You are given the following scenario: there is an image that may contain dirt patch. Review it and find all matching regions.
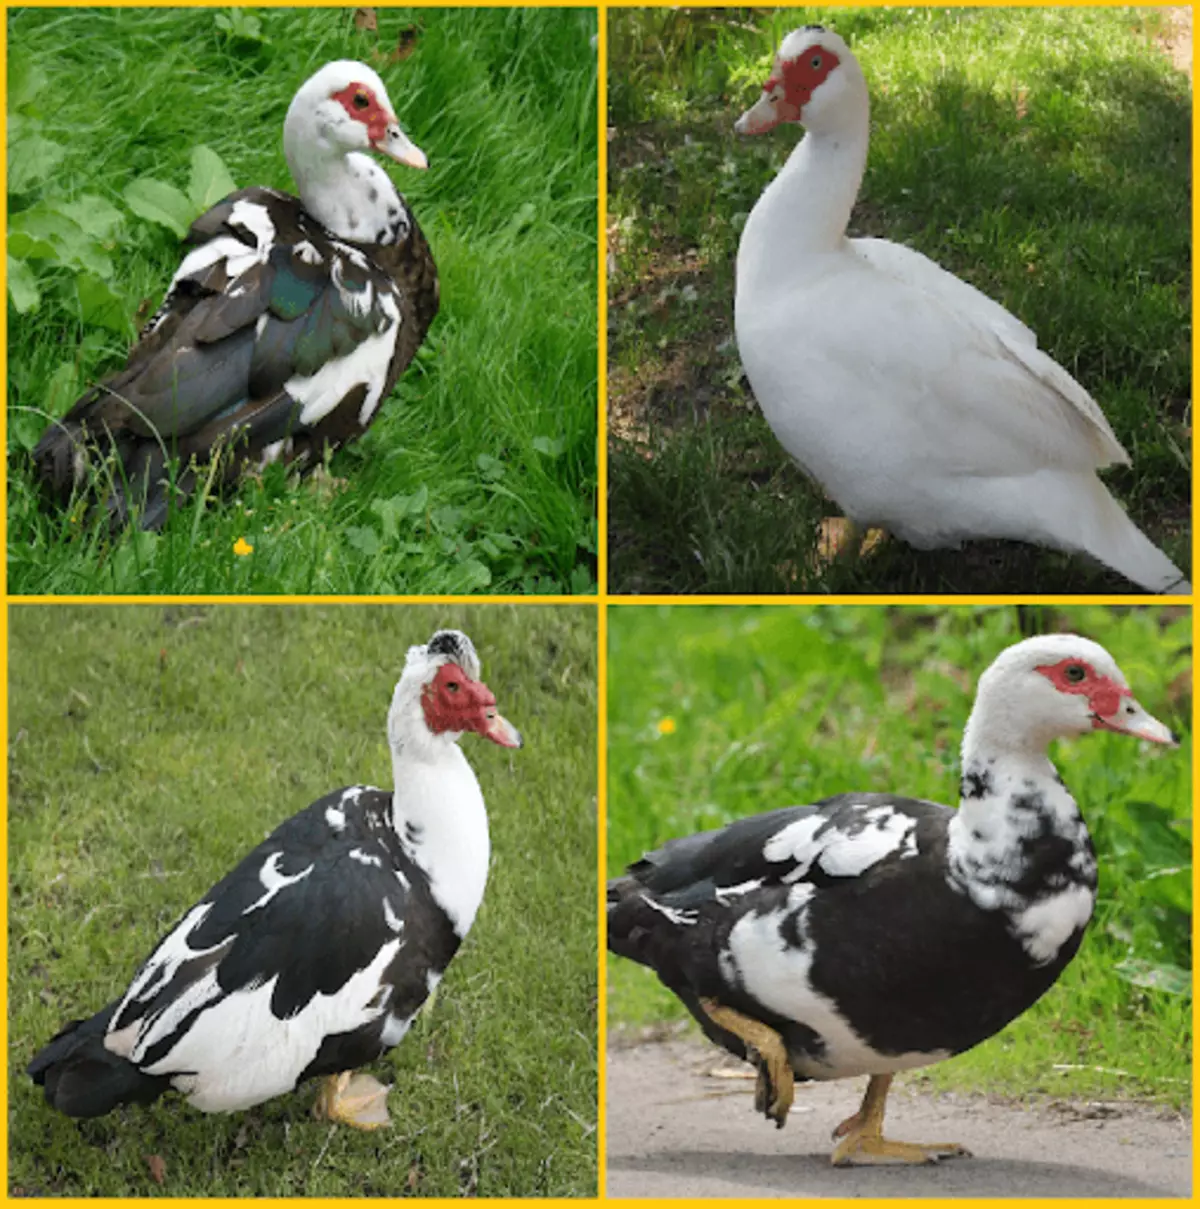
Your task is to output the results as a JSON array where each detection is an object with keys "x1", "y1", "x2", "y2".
[{"x1": 1152, "y1": 7, "x2": 1192, "y2": 78}]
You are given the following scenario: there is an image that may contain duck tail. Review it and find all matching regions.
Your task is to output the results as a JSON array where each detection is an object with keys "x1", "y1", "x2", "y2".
[
  {"x1": 28, "y1": 1004, "x2": 171, "y2": 1118},
  {"x1": 32, "y1": 394, "x2": 180, "y2": 532},
  {"x1": 1063, "y1": 475, "x2": 1190, "y2": 595}
]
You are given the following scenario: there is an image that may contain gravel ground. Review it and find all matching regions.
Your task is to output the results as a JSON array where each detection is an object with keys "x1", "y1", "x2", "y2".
[{"x1": 607, "y1": 1040, "x2": 1191, "y2": 1198}]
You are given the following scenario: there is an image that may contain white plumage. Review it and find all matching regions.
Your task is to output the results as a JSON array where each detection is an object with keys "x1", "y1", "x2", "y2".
[{"x1": 734, "y1": 26, "x2": 1189, "y2": 594}]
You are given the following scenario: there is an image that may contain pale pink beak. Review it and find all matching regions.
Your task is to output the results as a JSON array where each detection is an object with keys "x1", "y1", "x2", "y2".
[
  {"x1": 376, "y1": 120, "x2": 428, "y2": 170},
  {"x1": 1093, "y1": 697, "x2": 1177, "y2": 746},
  {"x1": 482, "y1": 710, "x2": 522, "y2": 749}
]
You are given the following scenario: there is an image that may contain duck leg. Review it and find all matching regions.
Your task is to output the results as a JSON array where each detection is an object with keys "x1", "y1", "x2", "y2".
[
  {"x1": 698, "y1": 998, "x2": 794, "y2": 1128},
  {"x1": 830, "y1": 1073, "x2": 969, "y2": 1166},
  {"x1": 312, "y1": 1070, "x2": 391, "y2": 1130},
  {"x1": 817, "y1": 518, "x2": 887, "y2": 565}
]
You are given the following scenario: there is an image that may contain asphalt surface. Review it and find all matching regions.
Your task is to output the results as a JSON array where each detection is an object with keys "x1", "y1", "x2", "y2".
[{"x1": 607, "y1": 1040, "x2": 1191, "y2": 1198}]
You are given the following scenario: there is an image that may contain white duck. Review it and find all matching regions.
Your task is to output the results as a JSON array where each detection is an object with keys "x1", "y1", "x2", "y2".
[
  {"x1": 733, "y1": 26, "x2": 1189, "y2": 594},
  {"x1": 608, "y1": 633, "x2": 1178, "y2": 1164},
  {"x1": 28, "y1": 631, "x2": 519, "y2": 1129}
]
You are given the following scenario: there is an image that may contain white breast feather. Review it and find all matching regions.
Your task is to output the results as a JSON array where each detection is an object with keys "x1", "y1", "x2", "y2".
[{"x1": 148, "y1": 936, "x2": 404, "y2": 1112}]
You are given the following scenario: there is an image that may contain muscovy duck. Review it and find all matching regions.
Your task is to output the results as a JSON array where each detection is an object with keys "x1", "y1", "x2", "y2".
[
  {"x1": 29, "y1": 630, "x2": 519, "y2": 1129},
  {"x1": 733, "y1": 27, "x2": 1189, "y2": 594},
  {"x1": 608, "y1": 634, "x2": 1177, "y2": 1164},
  {"x1": 34, "y1": 60, "x2": 439, "y2": 530}
]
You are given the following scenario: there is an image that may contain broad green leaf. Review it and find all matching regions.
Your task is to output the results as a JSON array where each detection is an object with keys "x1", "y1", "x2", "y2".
[
  {"x1": 188, "y1": 145, "x2": 238, "y2": 211},
  {"x1": 8, "y1": 133, "x2": 67, "y2": 192},
  {"x1": 123, "y1": 177, "x2": 194, "y2": 238},
  {"x1": 9, "y1": 61, "x2": 49, "y2": 110},
  {"x1": 45, "y1": 360, "x2": 80, "y2": 418},
  {"x1": 59, "y1": 196, "x2": 125, "y2": 243},
  {"x1": 76, "y1": 273, "x2": 128, "y2": 332},
  {"x1": 532, "y1": 435, "x2": 565, "y2": 458},
  {"x1": 1114, "y1": 958, "x2": 1192, "y2": 996},
  {"x1": 7, "y1": 254, "x2": 40, "y2": 313}
]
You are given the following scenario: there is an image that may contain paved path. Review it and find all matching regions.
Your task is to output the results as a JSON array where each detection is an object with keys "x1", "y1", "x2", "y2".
[{"x1": 607, "y1": 1040, "x2": 1191, "y2": 1198}]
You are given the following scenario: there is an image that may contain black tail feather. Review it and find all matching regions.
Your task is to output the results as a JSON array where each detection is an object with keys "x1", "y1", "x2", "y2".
[{"x1": 28, "y1": 1004, "x2": 172, "y2": 1118}]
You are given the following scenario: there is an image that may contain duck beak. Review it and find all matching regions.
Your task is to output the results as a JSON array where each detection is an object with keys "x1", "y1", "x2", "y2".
[
  {"x1": 735, "y1": 92, "x2": 785, "y2": 136},
  {"x1": 376, "y1": 121, "x2": 428, "y2": 170},
  {"x1": 1092, "y1": 698, "x2": 1178, "y2": 746},
  {"x1": 481, "y1": 710, "x2": 523, "y2": 750}
]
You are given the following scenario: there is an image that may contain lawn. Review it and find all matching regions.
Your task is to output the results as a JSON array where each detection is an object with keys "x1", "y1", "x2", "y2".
[
  {"x1": 9, "y1": 603, "x2": 597, "y2": 1195},
  {"x1": 607, "y1": 8, "x2": 1191, "y2": 594},
  {"x1": 607, "y1": 604, "x2": 1192, "y2": 1107},
  {"x1": 8, "y1": 7, "x2": 597, "y2": 595}
]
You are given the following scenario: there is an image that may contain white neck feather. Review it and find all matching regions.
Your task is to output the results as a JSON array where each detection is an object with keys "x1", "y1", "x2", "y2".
[
  {"x1": 736, "y1": 93, "x2": 869, "y2": 295},
  {"x1": 386, "y1": 685, "x2": 491, "y2": 939},
  {"x1": 284, "y1": 123, "x2": 402, "y2": 243}
]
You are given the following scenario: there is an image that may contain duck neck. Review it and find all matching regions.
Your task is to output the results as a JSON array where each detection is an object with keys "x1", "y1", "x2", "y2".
[
  {"x1": 285, "y1": 125, "x2": 402, "y2": 244},
  {"x1": 946, "y1": 711, "x2": 1097, "y2": 964},
  {"x1": 387, "y1": 722, "x2": 491, "y2": 939},
  {"x1": 737, "y1": 107, "x2": 869, "y2": 293}
]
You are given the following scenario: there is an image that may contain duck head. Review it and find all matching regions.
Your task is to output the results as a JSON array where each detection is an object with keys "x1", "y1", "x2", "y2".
[
  {"x1": 389, "y1": 630, "x2": 523, "y2": 754},
  {"x1": 964, "y1": 634, "x2": 1176, "y2": 754},
  {"x1": 735, "y1": 26, "x2": 864, "y2": 137},
  {"x1": 285, "y1": 60, "x2": 427, "y2": 170}
]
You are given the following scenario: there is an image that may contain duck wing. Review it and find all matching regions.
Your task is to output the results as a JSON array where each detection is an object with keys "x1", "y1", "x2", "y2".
[
  {"x1": 35, "y1": 186, "x2": 436, "y2": 528},
  {"x1": 850, "y1": 237, "x2": 1129, "y2": 469},
  {"x1": 98, "y1": 785, "x2": 457, "y2": 1112}
]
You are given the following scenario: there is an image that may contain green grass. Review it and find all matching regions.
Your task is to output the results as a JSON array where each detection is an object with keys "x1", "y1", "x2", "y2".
[
  {"x1": 607, "y1": 604, "x2": 1191, "y2": 1107},
  {"x1": 9, "y1": 603, "x2": 597, "y2": 1195},
  {"x1": 8, "y1": 7, "x2": 597, "y2": 595},
  {"x1": 607, "y1": 8, "x2": 1191, "y2": 594}
]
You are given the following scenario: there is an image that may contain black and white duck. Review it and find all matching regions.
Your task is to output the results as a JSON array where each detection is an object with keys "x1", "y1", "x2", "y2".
[
  {"x1": 34, "y1": 59, "x2": 439, "y2": 529},
  {"x1": 29, "y1": 630, "x2": 519, "y2": 1128},
  {"x1": 608, "y1": 634, "x2": 1177, "y2": 1164}
]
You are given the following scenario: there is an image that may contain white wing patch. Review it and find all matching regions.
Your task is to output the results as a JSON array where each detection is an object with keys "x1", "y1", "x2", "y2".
[
  {"x1": 241, "y1": 851, "x2": 314, "y2": 915},
  {"x1": 640, "y1": 893, "x2": 698, "y2": 927},
  {"x1": 150, "y1": 937, "x2": 405, "y2": 1112},
  {"x1": 349, "y1": 847, "x2": 383, "y2": 869},
  {"x1": 382, "y1": 897, "x2": 405, "y2": 934},
  {"x1": 288, "y1": 292, "x2": 401, "y2": 428},
  {"x1": 766, "y1": 806, "x2": 919, "y2": 882},
  {"x1": 105, "y1": 902, "x2": 221, "y2": 1058},
  {"x1": 325, "y1": 804, "x2": 346, "y2": 832},
  {"x1": 725, "y1": 891, "x2": 947, "y2": 1080}
]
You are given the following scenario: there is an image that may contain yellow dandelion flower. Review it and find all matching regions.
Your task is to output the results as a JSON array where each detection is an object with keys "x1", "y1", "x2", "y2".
[
  {"x1": 657, "y1": 717, "x2": 677, "y2": 735},
  {"x1": 233, "y1": 537, "x2": 254, "y2": 557}
]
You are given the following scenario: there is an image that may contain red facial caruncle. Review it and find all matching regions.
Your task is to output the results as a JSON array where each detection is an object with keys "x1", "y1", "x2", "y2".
[
  {"x1": 1035, "y1": 657, "x2": 1131, "y2": 727},
  {"x1": 769, "y1": 43, "x2": 841, "y2": 121},
  {"x1": 421, "y1": 662, "x2": 522, "y2": 748},
  {"x1": 331, "y1": 81, "x2": 395, "y2": 146}
]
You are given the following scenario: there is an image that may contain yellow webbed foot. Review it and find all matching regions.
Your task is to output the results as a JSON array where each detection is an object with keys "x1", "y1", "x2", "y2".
[
  {"x1": 830, "y1": 1073, "x2": 969, "y2": 1166},
  {"x1": 312, "y1": 1071, "x2": 392, "y2": 1130},
  {"x1": 699, "y1": 998, "x2": 794, "y2": 1129}
]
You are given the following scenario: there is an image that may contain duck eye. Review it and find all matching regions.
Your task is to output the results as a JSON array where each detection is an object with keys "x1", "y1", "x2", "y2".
[
  {"x1": 1064, "y1": 664, "x2": 1086, "y2": 684},
  {"x1": 810, "y1": 53, "x2": 823, "y2": 69},
  {"x1": 353, "y1": 91, "x2": 370, "y2": 110},
  {"x1": 446, "y1": 680, "x2": 460, "y2": 693}
]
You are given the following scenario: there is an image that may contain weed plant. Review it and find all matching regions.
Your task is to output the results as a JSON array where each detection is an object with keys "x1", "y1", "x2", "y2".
[
  {"x1": 10, "y1": 604, "x2": 597, "y2": 1195},
  {"x1": 607, "y1": 604, "x2": 1191, "y2": 1105},
  {"x1": 608, "y1": 8, "x2": 1190, "y2": 594},
  {"x1": 8, "y1": 7, "x2": 598, "y2": 595}
]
